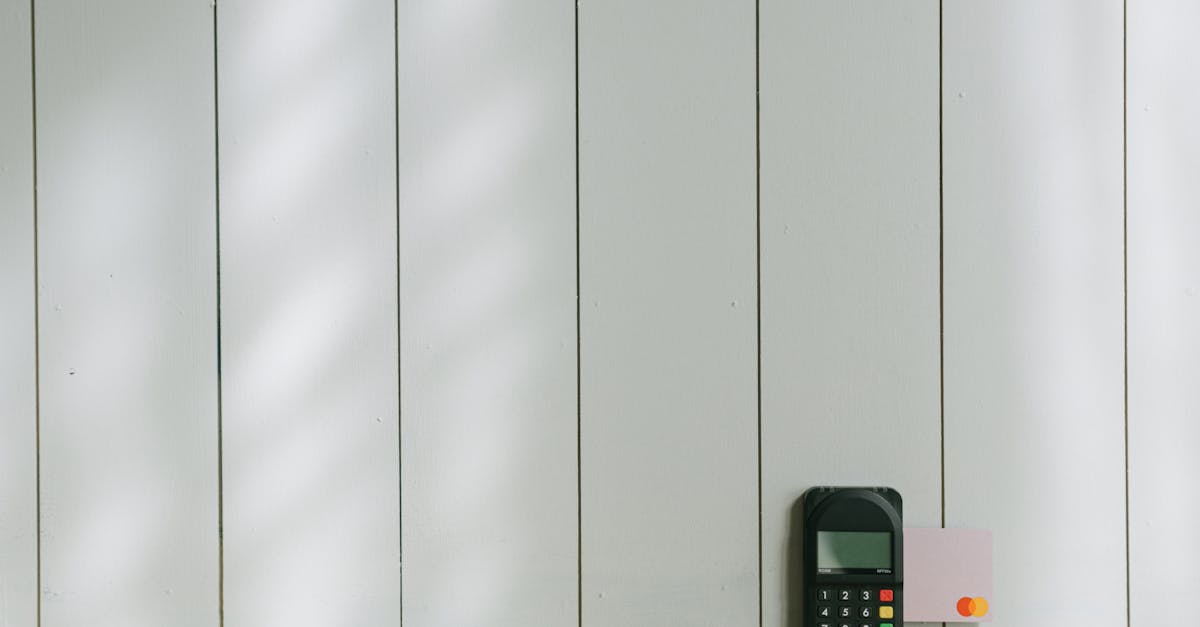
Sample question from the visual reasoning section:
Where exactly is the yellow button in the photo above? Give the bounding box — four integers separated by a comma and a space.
879, 606, 894, 619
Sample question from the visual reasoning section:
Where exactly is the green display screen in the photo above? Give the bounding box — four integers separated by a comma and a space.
816, 531, 892, 570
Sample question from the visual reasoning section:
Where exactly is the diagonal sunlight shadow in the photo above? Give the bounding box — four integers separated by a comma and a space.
218, 0, 400, 625
34, 2, 219, 626
397, 0, 577, 624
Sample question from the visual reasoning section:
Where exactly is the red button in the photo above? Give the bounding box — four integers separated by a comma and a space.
880, 589, 894, 602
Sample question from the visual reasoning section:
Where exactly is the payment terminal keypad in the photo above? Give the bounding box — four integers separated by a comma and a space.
813, 587, 896, 627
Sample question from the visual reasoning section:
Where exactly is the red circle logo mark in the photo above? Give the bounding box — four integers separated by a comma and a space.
956, 596, 989, 617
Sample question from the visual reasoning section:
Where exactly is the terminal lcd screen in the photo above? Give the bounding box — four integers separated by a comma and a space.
816, 531, 892, 570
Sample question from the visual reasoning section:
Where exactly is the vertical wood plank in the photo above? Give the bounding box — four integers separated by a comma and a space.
397, 0, 577, 624
1128, 1, 1200, 623
0, 2, 37, 625
35, 1, 219, 625
943, 2, 1126, 625
759, 2, 941, 626
218, 0, 400, 625
578, 2, 757, 624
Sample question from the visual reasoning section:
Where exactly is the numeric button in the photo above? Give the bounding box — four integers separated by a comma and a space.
817, 606, 832, 618
818, 589, 833, 602
859, 589, 873, 602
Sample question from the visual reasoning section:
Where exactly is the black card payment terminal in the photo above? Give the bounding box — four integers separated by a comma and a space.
803, 487, 902, 627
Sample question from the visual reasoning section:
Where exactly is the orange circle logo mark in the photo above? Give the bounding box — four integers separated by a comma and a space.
956, 596, 989, 617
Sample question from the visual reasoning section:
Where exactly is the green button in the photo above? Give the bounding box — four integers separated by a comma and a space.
880, 624, 893, 627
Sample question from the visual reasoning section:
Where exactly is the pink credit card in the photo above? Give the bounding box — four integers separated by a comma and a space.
904, 528, 993, 622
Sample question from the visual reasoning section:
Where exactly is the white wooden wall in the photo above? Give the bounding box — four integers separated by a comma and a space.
761, 5, 940, 627
35, 2, 219, 626
1127, 1, 1200, 625
1, 2, 1197, 626
943, 3, 1127, 626
580, 2, 756, 625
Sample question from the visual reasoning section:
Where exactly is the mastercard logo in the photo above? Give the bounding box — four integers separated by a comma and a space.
957, 596, 989, 617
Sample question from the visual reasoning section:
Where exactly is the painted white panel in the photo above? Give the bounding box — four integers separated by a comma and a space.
1128, 1, 1200, 624
397, 0, 577, 624
943, 2, 1126, 625
34, 1, 219, 625
0, 3, 36, 626
579, 2, 757, 625
759, 2, 941, 626
218, 0, 400, 624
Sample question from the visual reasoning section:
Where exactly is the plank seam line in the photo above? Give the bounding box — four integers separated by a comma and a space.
938, 2, 946, 624
754, 0, 763, 624
212, 3, 225, 625
1122, 0, 1131, 624
574, 0, 583, 625
394, 0, 403, 622
937, 0, 946, 534
30, 0, 41, 624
